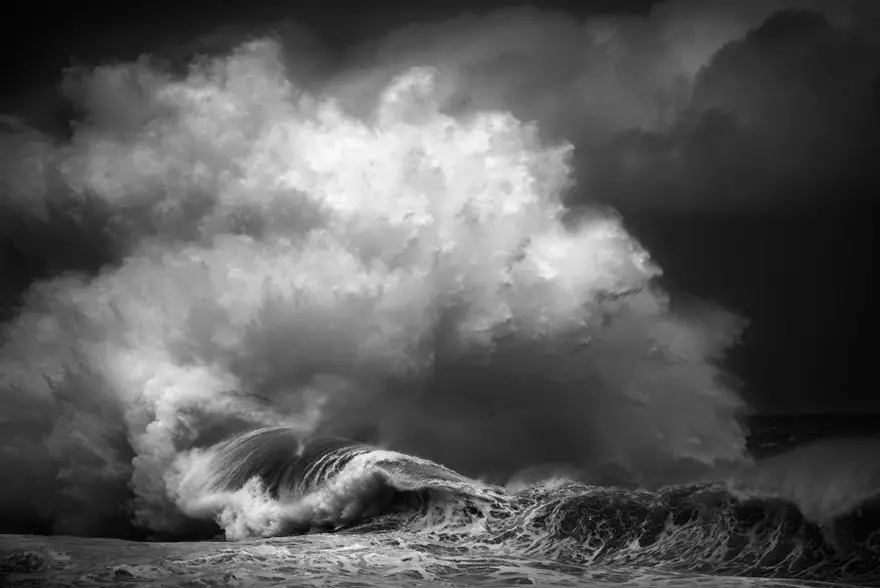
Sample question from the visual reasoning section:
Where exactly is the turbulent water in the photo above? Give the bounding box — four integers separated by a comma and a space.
184, 428, 880, 585
0, 23, 878, 588
2, 424, 879, 588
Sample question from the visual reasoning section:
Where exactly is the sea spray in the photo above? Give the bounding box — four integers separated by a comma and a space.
1, 38, 747, 538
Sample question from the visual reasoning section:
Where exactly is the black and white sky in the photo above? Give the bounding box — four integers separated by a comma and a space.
2, 0, 878, 414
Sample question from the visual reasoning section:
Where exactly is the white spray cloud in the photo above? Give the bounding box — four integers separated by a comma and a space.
0, 34, 748, 537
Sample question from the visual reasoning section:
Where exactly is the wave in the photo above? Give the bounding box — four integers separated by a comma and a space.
180, 429, 879, 586
171, 427, 501, 539
728, 436, 880, 523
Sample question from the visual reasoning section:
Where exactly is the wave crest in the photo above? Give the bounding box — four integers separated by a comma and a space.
172, 429, 495, 539
166, 432, 880, 585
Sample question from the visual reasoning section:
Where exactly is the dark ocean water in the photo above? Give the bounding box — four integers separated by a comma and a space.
3, 414, 878, 588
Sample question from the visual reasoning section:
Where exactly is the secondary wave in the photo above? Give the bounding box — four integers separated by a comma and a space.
181, 431, 880, 586
727, 436, 880, 524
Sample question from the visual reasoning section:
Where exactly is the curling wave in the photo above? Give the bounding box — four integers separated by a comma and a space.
173, 427, 502, 539
180, 430, 879, 586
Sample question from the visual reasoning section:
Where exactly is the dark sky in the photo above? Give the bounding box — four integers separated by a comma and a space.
2, 0, 878, 415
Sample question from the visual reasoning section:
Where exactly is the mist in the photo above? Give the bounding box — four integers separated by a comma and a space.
1, 0, 876, 538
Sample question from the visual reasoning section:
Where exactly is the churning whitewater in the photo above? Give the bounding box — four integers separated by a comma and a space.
1, 35, 876, 587
184, 430, 878, 585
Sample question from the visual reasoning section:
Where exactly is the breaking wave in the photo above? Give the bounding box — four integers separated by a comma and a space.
178, 430, 879, 585
728, 436, 880, 525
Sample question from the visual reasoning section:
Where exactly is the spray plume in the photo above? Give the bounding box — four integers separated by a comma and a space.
0, 33, 748, 538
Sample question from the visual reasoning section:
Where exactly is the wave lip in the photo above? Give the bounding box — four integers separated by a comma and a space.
208, 429, 371, 497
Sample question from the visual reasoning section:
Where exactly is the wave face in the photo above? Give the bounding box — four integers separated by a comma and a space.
178, 431, 879, 586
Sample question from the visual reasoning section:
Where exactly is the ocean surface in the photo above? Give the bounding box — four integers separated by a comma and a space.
2, 414, 878, 588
